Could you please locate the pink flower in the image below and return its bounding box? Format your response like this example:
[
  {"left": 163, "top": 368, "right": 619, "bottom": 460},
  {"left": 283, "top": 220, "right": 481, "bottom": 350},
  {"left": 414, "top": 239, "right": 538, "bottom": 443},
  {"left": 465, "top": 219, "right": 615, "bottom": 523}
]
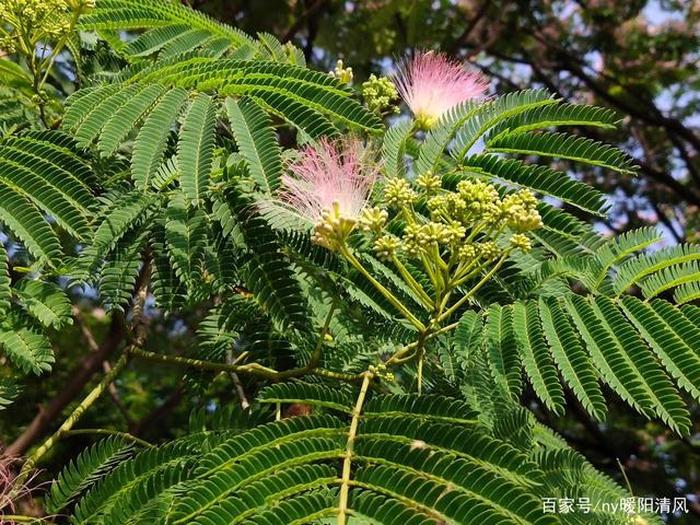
[
  {"left": 394, "top": 51, "right": 488, "bottom": 127},
  {"left": 1, "top": 456, "right": 43, "bottom": 517},
  {"left": 281, "top": 138, "right": 375, "bottom": 223},
  {"left": 265, "top": 138, "right": 377, "bottom": 249}
]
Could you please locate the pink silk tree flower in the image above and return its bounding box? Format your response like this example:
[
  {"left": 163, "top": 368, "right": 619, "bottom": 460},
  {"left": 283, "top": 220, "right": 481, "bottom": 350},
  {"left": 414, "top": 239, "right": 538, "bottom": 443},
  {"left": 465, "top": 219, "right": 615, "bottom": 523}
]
[
  {"left": 394, "top": 51, "right": 488, "bottom": 128},
  {"left": 274, "top": 137, "right": 377, "bottom": 249},
  {"left": 1, "top": 457, "right": 43, "bottom": 516}
]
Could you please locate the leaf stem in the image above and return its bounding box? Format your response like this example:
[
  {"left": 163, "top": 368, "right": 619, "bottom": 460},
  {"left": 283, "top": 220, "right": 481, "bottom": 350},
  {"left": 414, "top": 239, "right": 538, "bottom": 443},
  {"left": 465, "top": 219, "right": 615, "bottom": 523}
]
[
  {"left": 127, "top": 348, "right": 364, "bottom": 383},
  {"left": 308, "top": 299, "right": 338, "bottom": 368},
  {"left": 340, "top": 245, "right": 425, "bottom": 331},
  {"left": 416, "top": 348, "right": 424, "bottom": 395},
  {"left": 438, "top": 253, "right": 508, "bottom": 323},
  {"left": 337, "top": 371, "right": 373, "bottom": 525},
  {"left": 391, "top": 255, "right": 433, "bottom": 309},
  {"left": 62, "top": 428, "right": 154, "bottom": 448},
  {"left": 20, "top": 353, "right": 130, "bottom": 478}
]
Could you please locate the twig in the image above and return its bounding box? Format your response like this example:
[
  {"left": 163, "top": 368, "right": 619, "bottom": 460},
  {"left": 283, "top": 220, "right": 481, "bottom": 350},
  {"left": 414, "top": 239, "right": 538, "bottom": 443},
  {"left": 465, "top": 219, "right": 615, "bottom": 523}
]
[
  {"left": 340, "top": 245, "right": 425, "bottom": 331},
  {"left": 337, "top": 371, "right": 373, "bottom": 525},
  {"left": 20, "top": 354, "right": 130, "bottom": 478},
  {"left": 62, "top": 428, "right": 153, "bottom": 449},
  {"left": 73, "top": 306, "right": 134, "bottom": 425}
]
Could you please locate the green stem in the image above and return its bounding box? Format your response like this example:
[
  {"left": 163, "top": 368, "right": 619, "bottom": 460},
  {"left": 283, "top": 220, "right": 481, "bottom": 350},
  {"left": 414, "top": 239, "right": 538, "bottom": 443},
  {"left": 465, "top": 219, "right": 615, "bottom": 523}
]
[
  {"left": 420, "top": 251, "right": 441, "bottom": 293},
  {"left": 340, "top": 245, "right": 425, "bottom": 331},
  {"left": 430, "top": 321, "right": 460, "bottom": 339},
  {"left": 0, "top": 516, "right": 44, "bottom": 523},
  {"left": 308, "top": 300, "right": 338, "bottom": 368},
  {"left": 337, "top": 371, "right": 373, "bottom": 525},
  {"left": 128, "top": 348, "right": 364, "bottom": 384},
  {"left": 20, "top": 353, "right": 130, "bottom": 477},
  {"left": 36, "top": 9, "right": 80, "bottom": 92},
  {"left": 438, "top": 254, "right": 509, "bottom": 323},
  {"left": 128, "top": 348, "right": 278, "bottom": 377},
  {"left": 313, "top": 368, "right": 365, "bottom": 382},
  {"left": 384, "top": 340, "right": 419, "bottom": 366},
  {"left": 391, "top": 255, "right": 433, "bottom": 309},
  {"left": 63, "top": 428, "right": 154, "bottom": 448},
  {"left": 416, "top": 349, "right": 424, "bottom": 395}
]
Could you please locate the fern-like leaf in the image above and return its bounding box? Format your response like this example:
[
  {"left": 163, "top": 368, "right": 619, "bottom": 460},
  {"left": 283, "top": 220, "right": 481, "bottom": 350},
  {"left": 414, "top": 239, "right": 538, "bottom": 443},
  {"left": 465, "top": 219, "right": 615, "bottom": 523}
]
[
  {"left": 226, "top": 97, "right": 283, "bottom": 194},
  {"left": 538, "top": 298, "right": 606, "bottom": 421},
  {"left": 0, "top": 324, "right": 53, "bottom": 375},
  {"left": 46, "top": 437, "right": 135, "bottom": 514},
  {"left": 14, "top": 280, "right": 72, "bottom": 329},
  {"left": 512, "top": 301, "right": 565, "bottom": 415},
  {"left": 488, "top": 131, "right": 637, "bottom": 174},
  {"left": 131, "top": 87, "right": 188, "bottom": 189},
  {"left": 177, "top": 94, "right": 216, "bottom": 203},
  {"left": 620, "top": 297, "right": 700, "bottom": 403}
]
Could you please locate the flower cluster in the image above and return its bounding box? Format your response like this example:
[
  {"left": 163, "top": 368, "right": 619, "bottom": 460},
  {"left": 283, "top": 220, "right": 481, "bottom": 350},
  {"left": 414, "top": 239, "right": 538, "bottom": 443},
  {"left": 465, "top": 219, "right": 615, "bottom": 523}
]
[
  {"left": 0, "top": 0, "right": 91, "bottom": 53},
  {"left": 383, "top": 178, "right": 417, "bottom": 207},
  {"left": 393, "top": 51, "right": 488, "bottom": 129},
  {"left": 329, "top": 59, "right": 354, "bottom": 84},
  {"left": 361, "top": 74, "right": 399, "bottom": 114},
  {"left": 269, "top": 138, "right": 377, "bottom": 251},
  {"left": 270, "top": 50, "right": 539, "bottom": 317},
  {"left": 502, "top": 190, "right": 543, "bottom": 232},
  {"left": 362, "top": 174, "right": 541, "bottom": 265}
]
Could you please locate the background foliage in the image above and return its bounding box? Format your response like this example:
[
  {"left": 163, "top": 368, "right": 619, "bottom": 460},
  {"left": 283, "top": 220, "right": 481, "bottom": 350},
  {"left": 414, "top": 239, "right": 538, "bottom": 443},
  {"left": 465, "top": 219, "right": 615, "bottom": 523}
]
[{"left": 0, "top": 0, "right": 698, "bottom": 523}]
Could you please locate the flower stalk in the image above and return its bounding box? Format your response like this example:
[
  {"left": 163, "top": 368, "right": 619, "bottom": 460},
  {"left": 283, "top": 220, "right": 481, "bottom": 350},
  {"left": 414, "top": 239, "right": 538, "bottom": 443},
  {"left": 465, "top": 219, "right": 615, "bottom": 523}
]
[{"left": 337, "top": 370, "right": 373, "bottom": 525}]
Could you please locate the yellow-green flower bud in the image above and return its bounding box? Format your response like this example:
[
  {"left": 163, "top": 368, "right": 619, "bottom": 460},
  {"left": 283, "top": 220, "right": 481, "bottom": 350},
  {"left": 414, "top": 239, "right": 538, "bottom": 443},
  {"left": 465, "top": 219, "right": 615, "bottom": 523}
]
[
  {"left": 427, "top": 195, "right": 447, "bottom": 214},
  {"left": 456, "top": 179, "right": 499, "bottom": 204},
  {"left": 361, "top": 74, "right": 399, "bottom": 114},
  {"left": 402, "top": 223, "right": 424, "bottom": 255},
  {"left": 368, "top": 362, "right": 395, "bottom": 381},
  {"left": 359, "top": 206, "right": 388, "bottom": 233},
  {"left": 384, "top": 178, "right": 416, "bottom": 207},
  {"left": 476, "top": 241, "right": 501, "bottom": 261},
  {"left": 458, "top": 243, "right": 477, "bottom": 261},
  {"left": 415, "top": 171, "right": 441, "bottom": 194},
  {"left": 501, "top": 190, "right": 542, "bottom": 232},
  {"left": 510, "top": 233, "right": 532, "bottom": 252},
  {"left": 312, "top": 201, "right": 357, "bottom": 250},
  {"left": 444, "top": 221, "right": 466, "bottom": 244},
  {"left": 330, "top": 59, "right": 353, "bottom": 84},
  {"left": 373, "top": 235, "right": 401, "bottom": 260}
]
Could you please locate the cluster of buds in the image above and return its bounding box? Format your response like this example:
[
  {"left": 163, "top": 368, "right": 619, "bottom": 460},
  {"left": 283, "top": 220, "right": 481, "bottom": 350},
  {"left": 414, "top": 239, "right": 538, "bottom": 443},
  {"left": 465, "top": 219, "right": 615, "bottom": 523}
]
[
  {"left": 383, "top": 178, "right": 417, "bottom": 207},
  {"left": 502, "top": 190, "right": 542, "bottom": 232},
  {"left": 312, "top": 201, "right": 359, "bottom": 251},
  {"left": 361, "top": 74, "right": 399, "bottom": 114},
  {"left": 373, "top": 235, "right": 401, "bottom": 260},
  {"left": 329, "top": 59, "right": 354, "bottom": 84},
  {"left": 0, "top": 0, "right": 92, "bottom": 54},
  {"left": 368, "top": 362, "right": 395, "bottom": 382},
  {"left": 361, "top": 173, "right": 541, "bottom": 265},
  {"left": 460, "top": 240, "right": 501, "bottom": 262},
  {"left": 359, "top": 206, "right": 388, "bottom": 234},
  {"left": 428, "top": 179, "right": 541, "bottom": 240},
  {"left": 415, "top": 171, "right": 441, "bottom": 194}
]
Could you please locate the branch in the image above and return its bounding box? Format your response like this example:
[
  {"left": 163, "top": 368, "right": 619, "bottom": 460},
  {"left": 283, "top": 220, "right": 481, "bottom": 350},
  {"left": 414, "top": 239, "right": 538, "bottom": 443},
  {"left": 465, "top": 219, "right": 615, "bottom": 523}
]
[
  {"left": 62, "top": 428, "right": 153, "bottom": 449},
  {"left": 126, "top": 348, "right": 364, "bottom": 384},
  {"left": 72, "top": 305, "right": 135, "bottom": 426},
  {"left": 3, "top": 314, "right": 125, "bottom": 457},
  {"left": 20, "top": 353, "right": 130, "bottom": 476},
  {"left": 337, "top": 371, "right": 373, "bottom": 525},
  {"left": 11, "top": 258, "right": 151, "bottom": 468}
]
